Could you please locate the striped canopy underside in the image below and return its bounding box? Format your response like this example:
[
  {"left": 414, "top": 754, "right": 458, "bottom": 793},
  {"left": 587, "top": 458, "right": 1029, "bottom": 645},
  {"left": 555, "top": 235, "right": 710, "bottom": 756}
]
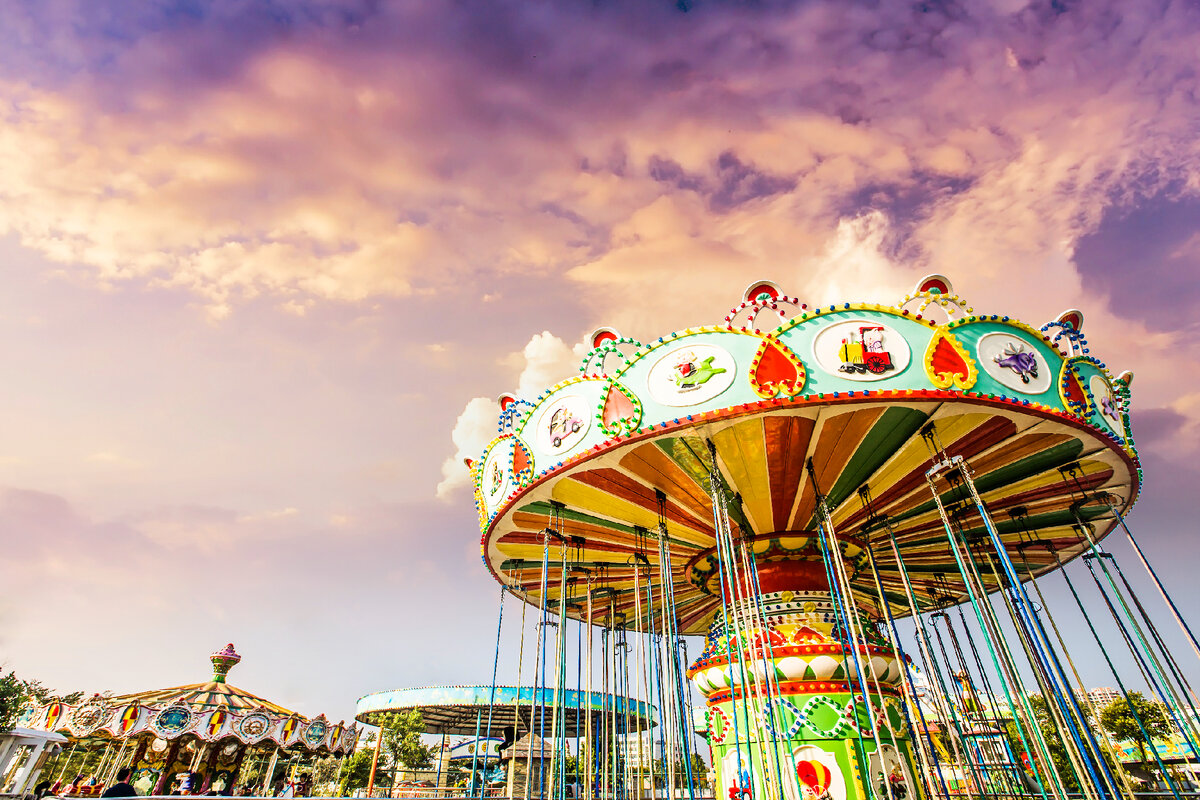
[{"left": 485, "top": 399, "right": 1137, "bottom": 636}]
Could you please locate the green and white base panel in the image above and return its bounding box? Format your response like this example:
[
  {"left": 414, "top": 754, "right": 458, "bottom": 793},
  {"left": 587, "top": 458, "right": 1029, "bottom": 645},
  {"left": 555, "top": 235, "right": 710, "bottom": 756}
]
[{"left": 689, "top": 592, "right": 922, "bottom": 800}]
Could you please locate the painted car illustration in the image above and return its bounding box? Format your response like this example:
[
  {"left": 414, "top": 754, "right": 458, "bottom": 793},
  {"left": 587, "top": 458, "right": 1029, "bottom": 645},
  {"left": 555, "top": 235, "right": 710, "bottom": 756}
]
[
  {"left": 548, "top": 407, "right": 583, "bottom": 448},
  {"left": 673, "top": 352, "right": 727, "bottom": 390},
  {"left": 838, "top": 326, "right": 894, "bottom": 374},
  {"left": 1100, "top": 393, "right": 1119, "bottom": 421}
]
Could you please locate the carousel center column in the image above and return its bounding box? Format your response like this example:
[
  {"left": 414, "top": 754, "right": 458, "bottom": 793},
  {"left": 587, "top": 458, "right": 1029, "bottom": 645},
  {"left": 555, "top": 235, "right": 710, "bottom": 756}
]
[{"left": 687, "top": 554, "right": 921, "bottom": 800}]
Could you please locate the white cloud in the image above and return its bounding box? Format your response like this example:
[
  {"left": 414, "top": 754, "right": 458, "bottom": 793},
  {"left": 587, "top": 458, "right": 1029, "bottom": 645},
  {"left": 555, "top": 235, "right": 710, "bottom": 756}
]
[
  {"left": 436, "top": 396, "right": 499, "bottom": 500},
  {"left": 507, "top": 331, "right": 589, "bottom": 398},
  {"left": 437, "top": 332, "right": 587, "bottom": 500},
  {"left": 807, "top": 211, "right": 911, "bottom": 305}
]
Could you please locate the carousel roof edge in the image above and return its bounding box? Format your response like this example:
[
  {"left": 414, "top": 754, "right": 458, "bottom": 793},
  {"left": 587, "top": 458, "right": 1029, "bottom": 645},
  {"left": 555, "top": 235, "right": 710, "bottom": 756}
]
[
  {"left": 109, "top": 681, "right": 299, "bottom": 717},
  {"left": 19, "top": 695, "right": 356, "bottom": 753},
  {"left": 355, "top": 685, "right": 656, "bottom": 719},
  {"left": 472, "top": 276, "right": 1137, "bottom": 536}
]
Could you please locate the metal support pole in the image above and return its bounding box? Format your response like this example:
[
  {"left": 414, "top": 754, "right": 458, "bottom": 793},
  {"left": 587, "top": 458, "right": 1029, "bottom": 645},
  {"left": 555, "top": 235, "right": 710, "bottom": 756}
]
[
  {"left": 433, "top": 732, "right": 447, "bottom": 797},
  {"left": 262, "top": 745, "right": 281, "bottom": 797},
  {"left": 103, "top": 739, "right": 129, "bottom": 786},
  {"left": 469, "top": 709, "right": 483, "bottom": 796},
  {"left": 367, "top": 730, "right": 383, "bottom": 797}
]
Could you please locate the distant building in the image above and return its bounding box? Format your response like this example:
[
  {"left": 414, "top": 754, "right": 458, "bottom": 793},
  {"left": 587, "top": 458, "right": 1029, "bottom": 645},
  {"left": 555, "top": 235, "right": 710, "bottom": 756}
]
[
  {"left": 617, "top": 731, "right": 665, "bottom": 770},
  {"left": 1087, "top": 687, "right": 1122, "bottom": 709}
]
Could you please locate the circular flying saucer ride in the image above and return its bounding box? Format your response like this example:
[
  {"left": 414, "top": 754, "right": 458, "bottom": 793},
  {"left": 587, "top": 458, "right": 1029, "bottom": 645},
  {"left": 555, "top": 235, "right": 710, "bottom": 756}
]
[
  {"left": 356, "top": 686, "right": 655, "bottom": 796},
  {"left": 356, "top": 685, "right": 654, "bottom": 738},
  {"left": 470, "top": 276, "right": 1137, "bottom": 800}
]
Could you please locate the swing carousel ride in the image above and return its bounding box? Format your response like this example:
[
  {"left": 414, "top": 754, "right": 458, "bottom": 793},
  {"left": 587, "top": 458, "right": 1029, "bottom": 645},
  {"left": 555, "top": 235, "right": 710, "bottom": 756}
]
[{"left": 470, "top": 275, "right": 1200, "bottom": 800}]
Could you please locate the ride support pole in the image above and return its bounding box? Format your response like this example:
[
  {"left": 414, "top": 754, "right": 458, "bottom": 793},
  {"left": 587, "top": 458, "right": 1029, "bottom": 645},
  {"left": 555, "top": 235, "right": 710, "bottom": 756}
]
[
  {"left": 103, "top": 739, "right": 128, "bottom": 786},
  {"left": 261, "top": 745, "right": 281, "bottom": 797},
  {"left": 469, "top": 709, "right": 482, "bottom": 797},
  {"left": 433, "top": 732, "right": 447, "bottom": 797},
  {"left": 367, "top": 731, "right": 383, "bottom": 797},
  {"left": 93, "top": 742, "right": 113, "bottom": 785},
  {"left": 53, "top": 743, "right": 78, "bottom": 784}
]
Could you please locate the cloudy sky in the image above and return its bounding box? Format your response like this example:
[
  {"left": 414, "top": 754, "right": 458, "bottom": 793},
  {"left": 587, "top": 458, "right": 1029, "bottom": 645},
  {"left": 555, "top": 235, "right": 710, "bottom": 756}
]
[{"left": 1, "top": 0, "right": 1199, "bottom": 726}]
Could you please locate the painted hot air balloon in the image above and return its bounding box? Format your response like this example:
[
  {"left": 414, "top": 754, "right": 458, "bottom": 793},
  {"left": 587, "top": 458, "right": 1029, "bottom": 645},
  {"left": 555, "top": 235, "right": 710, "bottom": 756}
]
[
  {"left": 279, "top": 716, "right": 300, "bottom": 744},
  {"left": 118, "top": 704, "right": 140, "bottom": 735},
  {"left": 206, "top": 710, "right": 227, "bottom": 738},
  {"left": 796, "top": 759, "right": 833, "bottom": 799},
  {"left": 45, "top": 702, "right": 63, "bottom": 731}
]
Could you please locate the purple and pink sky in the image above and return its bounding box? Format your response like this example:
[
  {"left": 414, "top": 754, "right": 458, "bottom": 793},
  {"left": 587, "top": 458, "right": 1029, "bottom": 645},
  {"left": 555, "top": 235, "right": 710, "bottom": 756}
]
[{"left": 1, "top": 0, "right": 1199, "bottom": 726}]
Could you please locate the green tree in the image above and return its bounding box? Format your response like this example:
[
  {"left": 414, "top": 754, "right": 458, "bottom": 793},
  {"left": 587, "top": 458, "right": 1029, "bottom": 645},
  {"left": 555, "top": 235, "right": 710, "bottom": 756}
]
[
  {"left": 311, "top": 755, "right": 342, "bottom": 794},
  {"left": 1002, "top": 694, "right": 1099, "bottom": 793},
  {"left": 648, "top": 753, "right": 710, "bottom": 790},
  {"left": 0, "top": 672, "right": 26, "bottom": 732},
  {"left": 381, "top": 711, "right": 433, "bottom": 772},
  {"left": 338, "top": 750, "right": 376, "bottom": 796},
  {"left": 688, "top": 753, "right": 711, "bottom": 790},
  {"left": 1100, "top": 692, "right": 1172, "bottom": 764},
  {"left": 22, "top": 680, "right": 84, "bottom": 707},
  {"left": 0, "top": 671, "right": 84, "bottom": 732}
]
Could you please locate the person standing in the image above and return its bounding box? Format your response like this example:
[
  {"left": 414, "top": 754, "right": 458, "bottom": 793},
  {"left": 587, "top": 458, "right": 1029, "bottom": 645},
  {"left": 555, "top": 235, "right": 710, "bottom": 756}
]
[{"left": 100, "top": 768, "right": 137, "bottom": 798}]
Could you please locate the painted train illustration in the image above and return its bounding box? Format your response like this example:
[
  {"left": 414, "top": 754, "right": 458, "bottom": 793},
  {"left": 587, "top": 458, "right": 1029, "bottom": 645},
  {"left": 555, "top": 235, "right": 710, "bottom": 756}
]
[{"left": 838, "top": 325, "right": 895, "bottom": 375}]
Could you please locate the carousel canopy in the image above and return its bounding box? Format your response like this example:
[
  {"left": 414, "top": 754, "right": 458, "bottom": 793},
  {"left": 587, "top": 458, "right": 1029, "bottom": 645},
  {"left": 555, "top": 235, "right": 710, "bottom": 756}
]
[
  {"left": 355, "top": 685, "right": 656, "bottom": 736},
  {"left": 21, "top": 644, "right": 355, "bottom": 755},
  {"left": 473, "top": 277, "right": 1138, "bottom": 633},
  {"left": 110, "top": 683, "right": 294, "bottom": 717},
  {"left": 106, "top": 643, "right": 294, "bottom": 716}
]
